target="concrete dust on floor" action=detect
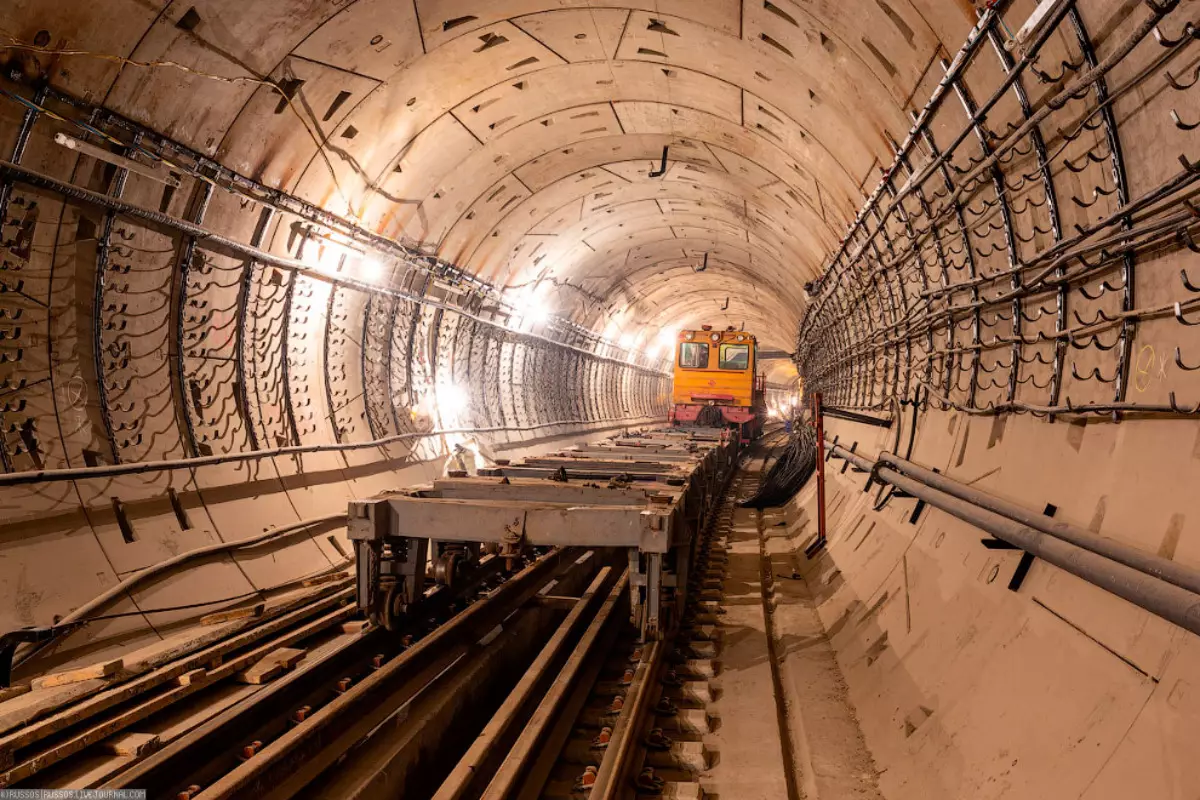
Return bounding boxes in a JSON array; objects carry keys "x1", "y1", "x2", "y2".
[
  {"x1": 762, "y1": 504, "x2": 884, "y2": 800},
  {"x1": 701, "y1": 501, "x2": 794, "y2": 800},
  {"x1": 700, "y1": 450, "x2": 882, "y2": 800}
]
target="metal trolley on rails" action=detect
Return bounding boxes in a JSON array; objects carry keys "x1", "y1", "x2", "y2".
[{"x1": 348, "y1": 428, "x2": 738, "y2": 641}]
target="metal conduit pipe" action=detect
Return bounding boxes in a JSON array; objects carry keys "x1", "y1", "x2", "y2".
[
  {"x1": 826, "y1": 442, "x2": 1200, "y2": 637},
  {"x1": 0, "y1": 416, "x2": 663, "y2": 488},
  {"x1": 875, "y1": 450, "x2": 1200, "y2": 597},
  {"x1": 0, "y1": 160, "x2": 662, "y2": 373},
  {"x1": 13, "y1": 513, "x2": 346, "y2": 669},
  {"x1": 52, "y1": 515, "x2": 344, "y2": 630}
]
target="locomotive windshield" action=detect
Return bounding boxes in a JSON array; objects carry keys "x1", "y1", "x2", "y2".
[
  {"x1": 718, "y1": 343, "x2": 750, "y2": 370},
  {"x1": 678, "y1": 342, "x2": 709, "y2": 368}
]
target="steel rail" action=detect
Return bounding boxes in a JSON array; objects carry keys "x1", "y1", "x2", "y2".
[
  {"x1": 470, "y1": 569, "x2": 629, "y2": 800},
  {"x1": 103, "y1": 554, "x2": 507, "y2": 796},
  {"x1": 589, "y1": 639, "x2": 665, "y2": 799},
  {"x1": 186, "y1": 549, "x2": 575, "y2": 799},
  {"x1": 2, "y1": 589, "x2": 358, "y2": 786}
]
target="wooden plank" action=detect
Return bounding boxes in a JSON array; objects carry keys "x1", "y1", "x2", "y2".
[
  {"x1": 100, "y1": 732, "x2": 160, "y2": 757},
  {"x1": 0, "y1": 604, "x2": 354, "y2": 786},
  {"x1": 30, "y1": 660, "x2": 123, "y2": 690},
  {"x1": 235, "y1": 648, "x2": 306, "y2": 685},
  {"x1": 0, "y1": 582, "x2": 350, "y2": 738},
  {"x1": 340, "y1": 620, "x2": 371, "y2": 634},
  {"x1": 0, "y1": 590, "x2": 352, "y2": 753},
  {"x1": 0, "y1": 687, "x2": 30, "y2": 704},
  {"x1": 303, "y1": 571, "x2": 351, "y2": 587},
  {"x1": 200, "y1": 603, "x2": 265, "y2": 625},
  {"x1": 173, "y1": 669, "x2": 207, "y2": 687},
  {"x1": 39, "y1": 753, "x2": 137, "y2": 789},
  {"x1": 0, "y1": 681, "x2": 196, "y2": 786}
]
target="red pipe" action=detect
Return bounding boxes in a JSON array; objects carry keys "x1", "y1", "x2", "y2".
[{"x1": 813, "y1": 392, "x2": 827, "y2": 545}]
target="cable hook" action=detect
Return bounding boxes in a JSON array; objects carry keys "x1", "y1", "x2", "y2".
[
  {"x1": 1175, "y1": 301, "x2": 1200, "y2": 326},
  {"x1": 1175, "y1": 347, "x2": 1200, "y2": 371}
]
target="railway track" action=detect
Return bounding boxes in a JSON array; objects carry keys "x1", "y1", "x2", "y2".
[
  {"x1": 435, "y1": 433, "x2": 783, "y2": 800},
  {"x1": 105, "y1": 547, "x2": 592, "y2": 799},
  {"x1": 6, "y1": 429, "x2": 786, "y2": 799}
]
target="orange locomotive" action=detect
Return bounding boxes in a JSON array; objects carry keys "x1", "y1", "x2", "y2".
[{"x1": 668, "y1": 326, "x2": 766, "y2": 442}]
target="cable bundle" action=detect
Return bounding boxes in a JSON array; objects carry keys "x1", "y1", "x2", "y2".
[{"x1": 740, "y1": 422, "x2": 818, "y2": 509}]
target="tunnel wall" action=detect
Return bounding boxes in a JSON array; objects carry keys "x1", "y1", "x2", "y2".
[
  {"x1": 0, "y1": 75, "x2": 668, "y2": 670},
  {"x1": 787, "y1": 0, "x2": 1200, "y2": 796},
  {"x1": 795, "y1": 0, "x2": 1200, "y2": 418},
  {"x1": 782, "y1": 410, "x2": 1200, "y2": 799}
]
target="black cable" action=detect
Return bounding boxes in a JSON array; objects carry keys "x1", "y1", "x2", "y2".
[
  {"x1": 42, "y1": 563, "x2": 353, "y2": 628},
  {"x1": 740, "y1": 421, "x2": 818, "y2": 509}
]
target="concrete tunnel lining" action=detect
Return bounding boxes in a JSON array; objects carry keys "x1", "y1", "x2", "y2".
[{"x1": 1, "y1": 0, "x2": 1200, "y2": 796}]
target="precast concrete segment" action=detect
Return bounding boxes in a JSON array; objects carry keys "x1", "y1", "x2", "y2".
[
  {"x1": 825, "y1": 440, "x2": 1200, "y2": 637},
  {"x1": 0, "y1": 0, "x2": 1198, "y2": 796}
]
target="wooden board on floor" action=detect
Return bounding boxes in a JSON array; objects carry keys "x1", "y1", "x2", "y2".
[
  {"x1": 199, "y1": 603, "x2": 265, "y2": 625},
  {"x1": 31, "y1": 660, "x2": 124, "y2": 690},
  {"x1": 100, "y1": 732, "x2": 160, "y2": 757},
  {"x1": 0, "y1": 582, "x2": 350, "y2": 738},
  {"x1": 0, "y1": 591, "x2": 352, "y2": 754},
  {"x1": 235, "y1": 648, "x2": 306, "y2": 685},
  {"x1": 0, "y1": 606, "x2": 350, "y2": 785}
]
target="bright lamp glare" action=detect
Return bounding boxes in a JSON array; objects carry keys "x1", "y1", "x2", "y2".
[
  {"x1": 657, "y1": 328, "x2": 677, "y2": 350},
  {"x1": 437, "y1": 382, "x2": 471, "y2": 425},
  {"x1": 525, "y1": 301, "x2": 550, "y2": 325},
  {"x1": 510, "y1": 285, "x2": 552, "y2": 328},
  {"x1": 359, "y1": 257, "x2": 386, "y2": 283},
  {"x1": 618, "y1": 333, "x2": 636, "y2": 350}
]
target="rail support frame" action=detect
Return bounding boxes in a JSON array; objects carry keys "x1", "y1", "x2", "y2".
[{"x1": 348, "y1": 498, "x2": 429, "y2": 630}]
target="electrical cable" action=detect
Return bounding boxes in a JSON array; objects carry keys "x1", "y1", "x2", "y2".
[
  {"x1": 50, "y1": 560, "x2": 353, "y2": 625},
  {"x1": 0, "y1": 28, "x2": 361, "y2": 217},
  {"x1": 740, "y1": 420, "x2": 818, "y2": 509}
]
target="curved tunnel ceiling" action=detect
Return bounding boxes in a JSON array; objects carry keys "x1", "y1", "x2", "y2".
[
  {"x1": 3, "y1": 0, "x2": 974, "y2": 357},
  {"x1": 4, "y1": 1, "x2": 1200, "y2": 795}
]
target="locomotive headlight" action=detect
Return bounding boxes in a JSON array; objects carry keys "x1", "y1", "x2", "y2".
[
  {"x1": 736, "y1": 334, "x2": 745, "y2": 342},
  {"x1": 710, "y1": 333, "x2": 720, "y2": 342},
  {"x1": 685, "y1": 332, "x2": 694, "y2": 340}
]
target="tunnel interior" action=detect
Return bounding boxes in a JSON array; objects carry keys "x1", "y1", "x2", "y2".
[{"x1": 1, "y1": 0, "x2": 1199, "y2": 796}]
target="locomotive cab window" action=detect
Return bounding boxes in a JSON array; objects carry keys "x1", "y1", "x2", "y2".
[
  {"x1": 718, "y1": 343, "x2": 750, "y2": 370},
  {"x1": 678, "y1": 342, "x2": 709, "y2": 369}
]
